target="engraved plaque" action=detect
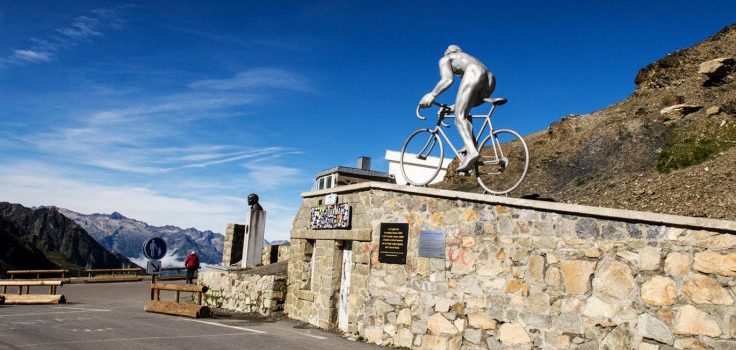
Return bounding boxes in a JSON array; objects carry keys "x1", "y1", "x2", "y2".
[
  {"x1": 378, "y1": 223, "x2": 408, "y2": 264},
  {"x1": 418, "y1": 231, "x2": 445, "y2": 258}
]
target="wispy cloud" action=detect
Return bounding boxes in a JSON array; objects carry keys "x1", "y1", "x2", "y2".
[
  {"x1": 1, "y1": 5, "x2": 132, "y2": 68},
  {"x1": 13, "y1": 68, "x2": 308, "y2": 174},
  {"x1": 188, "y1": 68, "x2": 311, "y2": 92},
  {"x1": 13, "y1": 50, "x2": 51, "y2": 63},
  {"x1": 242, "y1": 162, "x2": 308, "y2": 190},
  {"x1": 175, "y1": 28, "x2": 310, "y2": 51},
  {"x1": 56, "y1": 15, "x2": 103, "y2": 38}
]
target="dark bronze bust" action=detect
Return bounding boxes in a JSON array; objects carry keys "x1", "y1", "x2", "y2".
[{"x1": 247, "y1": 193, "x2": 263, "y2": 211}]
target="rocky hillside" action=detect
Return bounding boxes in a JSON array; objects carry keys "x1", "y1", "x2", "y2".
[
  {"x1": 440, "y1": 24, "x2": 736, "y2": 220},
  {"x1": 58, "y1": 209, "x2": 224, "y2": 265},
  {"x1": 0, "y1": 202, "x2": 131, "y2": 271}
]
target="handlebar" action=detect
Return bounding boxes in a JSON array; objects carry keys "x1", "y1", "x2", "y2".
[
  {"x1": 415, "y1": 105, "x2": 426, "y2": 120},
  {"x1": 416, "y1": 102, "x2": 451, "y2": 127}
]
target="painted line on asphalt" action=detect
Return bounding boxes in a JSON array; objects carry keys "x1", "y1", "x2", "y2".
[
  {"x1": 0, "y1": 309, "x2": 110, "y2": 318},
  {"x1": 53, "y1": 306, "x2": 111, "y2": 312},
  {"x1": 301, "y1": 332, "x2": 328, "y2": 340},
  {"x1": 186, "y1": 319, "x2": 267, "y2": 334},
  {"x1": 15, "y1": 332, "x2": 259, "y2": 347}
]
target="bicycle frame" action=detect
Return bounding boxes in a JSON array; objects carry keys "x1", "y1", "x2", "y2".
[{"x1": 419, "y1": 102, "x2": 506, "y2": 166}]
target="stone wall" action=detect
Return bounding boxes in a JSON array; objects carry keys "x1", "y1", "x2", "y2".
[
  {"x1": 285, "y1": 182, "x2": 736, "y2": 349},
  {"x1": 262, "y1": 243, "x2": 290, "y2": 266},
  {"x1": 222, "y1": 223, "x2": 245, "y2": 266},
  {"x1": 199, "y1": 267, "x2": 286, "y2": 316}
]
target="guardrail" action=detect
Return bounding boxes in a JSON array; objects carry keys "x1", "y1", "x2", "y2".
[
  {"x1": 0, "y1": 280, "x2": 65, "y2": 304},
  {"x1": 144, "y1": 283, "x2": 210, "y2": 318},
  {"x1": 83, "y1": 268, "x2": 144, "y2": 283},
  {"x1": 7, "y1": 269, "x2": 70, "y2": 280},
  {"x1": 155, "y1": 267, "x2": 197, "y2": 281}
]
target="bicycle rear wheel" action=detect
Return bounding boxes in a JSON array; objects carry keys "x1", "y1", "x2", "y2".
[
  {"x1": 475, "y1": 129, "x2": 529, "y2": 195},
  {"x1": 400, "y1": 129, "x2": 444, "y2": 186}
]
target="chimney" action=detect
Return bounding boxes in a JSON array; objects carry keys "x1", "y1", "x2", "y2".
[{"x1": 357, "y1": 156, "x2": 371, "y2": 171}]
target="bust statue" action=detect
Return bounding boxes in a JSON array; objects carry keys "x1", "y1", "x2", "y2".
[{"x1": 247, "y1": 193, "x2": 263, "y2": 211}]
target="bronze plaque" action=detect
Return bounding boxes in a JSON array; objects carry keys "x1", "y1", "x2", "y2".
[{"x1": 379, "y1": 223, "x2": 408, "y2": 264}]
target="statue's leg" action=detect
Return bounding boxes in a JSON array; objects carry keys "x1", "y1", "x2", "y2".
[{"x1": 455, "y1": 70, "x2": 483, "y2": 172}]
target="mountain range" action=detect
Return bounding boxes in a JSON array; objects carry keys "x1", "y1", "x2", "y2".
[
  {"x1": 57, "y1": 208, "x2": 225, "y2": 265},
  {"x1": 0, "y1": 202, "x2": 131, "y2": 271}
]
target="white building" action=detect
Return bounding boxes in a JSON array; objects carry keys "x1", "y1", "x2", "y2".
[
  {"x1": 385, "y1": 150, "x2": 451, "y2": 185},
  {"x1": 314, "y1": 157, "x2": 394, "y2": 191}
]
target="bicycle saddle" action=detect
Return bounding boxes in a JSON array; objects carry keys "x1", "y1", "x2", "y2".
[{"x1": 485, "y1": 97, "x2": 507, "y2": 106}]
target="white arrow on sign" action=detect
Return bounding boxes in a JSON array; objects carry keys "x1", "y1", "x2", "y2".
[{"x1": 146, "y1": 260, "x2": 162, "y2": 275}]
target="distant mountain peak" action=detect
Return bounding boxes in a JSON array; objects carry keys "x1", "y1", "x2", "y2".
[{"x1": 58, "y1": 208, "x2": 224, "y2": 265}]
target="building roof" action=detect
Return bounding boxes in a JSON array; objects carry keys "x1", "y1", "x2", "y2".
[{"x1": 315, "y1": 166, "x2": 392, "y2": 180}]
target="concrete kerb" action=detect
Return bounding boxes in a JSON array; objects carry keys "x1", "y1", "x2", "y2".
[{"x1": 301, "y1": 181, "x2": 736, "y2": 234}]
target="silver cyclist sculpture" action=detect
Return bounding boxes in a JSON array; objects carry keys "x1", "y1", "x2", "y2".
[
  {"x1": 419, "y1": 44, "x2": 496, "y2": 172},
  {"x1": 404, "y1": 45, "x2": 529, "y2": 194}
]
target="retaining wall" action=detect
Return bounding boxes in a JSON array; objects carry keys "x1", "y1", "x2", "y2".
[{"x1": 285, "y1": 182, "x2": 736, "y2": 349}]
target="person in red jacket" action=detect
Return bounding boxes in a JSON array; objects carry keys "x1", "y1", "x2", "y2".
[{"x1": 184, "y1": 250, "x2": 200, "y2": 284}]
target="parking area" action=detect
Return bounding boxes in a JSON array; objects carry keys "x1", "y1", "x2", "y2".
[{"x1": 0, "y1": 281, "x2": 382, "y2": 350}]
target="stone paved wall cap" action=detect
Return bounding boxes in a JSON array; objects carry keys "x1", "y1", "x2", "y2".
[{"x1": 302, "y1": 181, "x2": 736, "y2": 233}]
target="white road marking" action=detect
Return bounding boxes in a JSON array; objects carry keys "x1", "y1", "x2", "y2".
[
  {"x1": 301, "y1": 332, "x2": 328, "y2": 340},
  {"x1": 15, "y1": 333, "x2": 259, "y2": 347},
  {"x1": 53, "y1": 306, "x2": 110, "y2": 312},
  {"x1": 186, "y1": 319, "x2": 267, "y2": 334},
  {"x1": 0, "y1": 309, "x2": 109, "y2": 318}
]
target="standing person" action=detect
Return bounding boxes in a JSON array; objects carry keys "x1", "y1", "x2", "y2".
[
  {"x1": 185, "y1": 250, "x2": 200, "y2": 284},
  {"x1": 419, "y1": 44, "x2": 496, "y2": 172}
]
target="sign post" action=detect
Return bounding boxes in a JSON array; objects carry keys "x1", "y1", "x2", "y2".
[{"x1": 142, "y1": 238, "x2": 167, "y2": 290}]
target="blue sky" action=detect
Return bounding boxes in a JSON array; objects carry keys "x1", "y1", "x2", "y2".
[{"x1": 1, "y1": 1, "x2": 734, "y2": 240}]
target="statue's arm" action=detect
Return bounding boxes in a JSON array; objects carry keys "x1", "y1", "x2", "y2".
[{"x1": 430, "y1": 57, "x2": 454, "y2": 97}]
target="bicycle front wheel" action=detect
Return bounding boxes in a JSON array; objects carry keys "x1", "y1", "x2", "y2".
[
  {"x1": 475, "y1": 129, "x2": 529, "y2": 195},
  {"x1": 400, "y1": 129, "x2": 444, "y2": 186}
]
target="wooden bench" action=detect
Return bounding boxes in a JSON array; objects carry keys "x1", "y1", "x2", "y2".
[
  {"x1": 144, "y1": 283, "x2": 210, "y2": 318},
  {"x1": 83, "y1": 268, "x2": 144, "y2": 283},
  {"x1": 0, "y1": 280, "x2": 65, "y2": 304}
]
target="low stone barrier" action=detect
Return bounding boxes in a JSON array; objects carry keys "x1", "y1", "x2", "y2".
[
  {"x1": 262, "y1": 243, "x2": 290, "y2": 266},
  {"x1": 198, "y1": 268, "x2": 286, "y2": 316}
]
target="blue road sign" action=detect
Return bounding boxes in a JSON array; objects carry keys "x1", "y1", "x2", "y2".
[{"x1": 142, "y1": 237, "x2": 167, "y2": 260}]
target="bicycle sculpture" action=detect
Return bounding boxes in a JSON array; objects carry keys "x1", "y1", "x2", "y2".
[{"x1": 401, "y1": 45, "x2": 529, "y2": 195}]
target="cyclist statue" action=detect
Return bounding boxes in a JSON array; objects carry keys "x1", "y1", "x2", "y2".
[{"x1": 419, "y1": 45, "x2": 496, "y2": 172}]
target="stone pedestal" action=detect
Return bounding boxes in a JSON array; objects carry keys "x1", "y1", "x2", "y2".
[
  {"x1": 222, "y1": 223, "x2": 245, "y2": 266},
  {"x1": 241, "y1": 209, "x2": 266, "y2": 268}
]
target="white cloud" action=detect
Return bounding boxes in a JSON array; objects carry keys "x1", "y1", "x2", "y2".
[
  {"x1": 188, "y1": 68, "x2": 311, "y2": 92},
  {"x1": 13, "y1": 50, "x2": 51, "y2": 62},
  {"x1": 2, "y1": 5, "x2": 129, "y2": 68},
  {"x1": 56, "y1": 15, "x2": 103, "y2": 38},
  {"x1": 17, "y1": 68, "x2": 309, "y2": 174},
  {"x1": 242, "y1": 162, "x2": 308, "y2": 190},
  {"x1": 129, "y1": 252, "x2": 186, "y2": 269},
  {"x1": 0, "y1": 162, "x2": 298, "y2": 240}
]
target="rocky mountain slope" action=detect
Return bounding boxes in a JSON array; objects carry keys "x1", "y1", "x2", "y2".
[
  {"x1": 58, "y1": 209, "x2": 224, "y2": 264},
  {"x1": 0, "y1": 202, "x2": 131, "y2": 271},
  {"x1": 439, "y1": 24, "x2": 736, "y2": 220}
]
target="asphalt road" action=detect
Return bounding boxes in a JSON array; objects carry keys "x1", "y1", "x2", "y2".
[{"x1": 0, "y1": 281, "x2": 384, "y2": 350}]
